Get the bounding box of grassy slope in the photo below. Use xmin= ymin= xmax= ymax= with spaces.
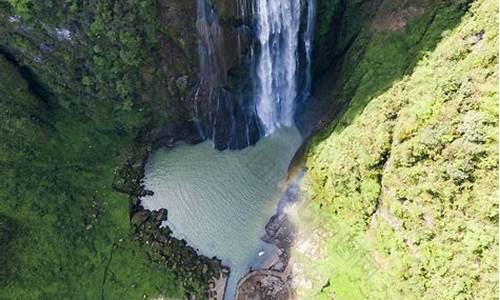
xmin=0 ymin=54 xmax=185 ymax=299
xmin=301 ymin=0 xmax=498 ymax=299
xmin=0 ymin=1 xmax=209 ymax=298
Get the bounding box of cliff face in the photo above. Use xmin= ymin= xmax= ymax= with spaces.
xmin=144 ymin=0 xmax=199 ymax=142
xmin=299 ymin=0 xmax=498 ymax=299
xmin=300 ymin=0 xmax=465 ymax=136
xmin=190 ymin=0 xmax=262 ymax=150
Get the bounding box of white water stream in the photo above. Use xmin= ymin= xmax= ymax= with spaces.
xmin=255 ymin=0 xmax=316 ymax=134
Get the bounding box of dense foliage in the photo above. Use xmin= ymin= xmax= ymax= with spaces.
xmin=0 ymin=1 xmax=203 ymax=299
xmin=0 ymin=53 xmax=189 ymax=298
xmin=1 ymin=0 xmax=157 ymax=118
xmin=301 ymin=0 xmax=498 ymax=299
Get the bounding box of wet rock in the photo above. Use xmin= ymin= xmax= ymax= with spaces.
xmin=151 ymin=121 xmax=196 ymax=150
xmin=130 ymin=197 xmax=141 ymax=207
xmin=188 ymin=82 xmax=262 ymax=150
xmin=262 ymin=213 xmax=297 ymax=249
xmin=175 ymin=75 xmax=189 ymax=92
xmin=131 ymin=210 xmax=151 ymax=226
xmin=187 ymin=0 xmax=263 ymax=150
xmin=156 ymin=208 xmax=168 ymax=222
xmin=237 ymin=273 xmax=290 ymax=300
xmin=151 ymin=241 xmax=161 ymax=249
xmin=271 ymin=250 xmax=290 ymax=273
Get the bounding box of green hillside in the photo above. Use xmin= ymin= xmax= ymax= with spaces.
xmin=301 ymin=0 xmax=498 ymax=299
xmin=0 ymin=1 xmax=205 ymax=298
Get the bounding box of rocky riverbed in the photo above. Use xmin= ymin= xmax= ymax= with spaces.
xmin=236 ymin=171 xmax=306 ymax=300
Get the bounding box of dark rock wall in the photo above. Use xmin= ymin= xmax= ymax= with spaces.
xmin=144 ymin=0 xmax=205 ymax=149
xmin=312 ymin=0 xmax=382 ymax=80
xmin=190 ymin=0 xmax=261 ymax=150
xmin=296 ymin=0 xmax=384 ymax=138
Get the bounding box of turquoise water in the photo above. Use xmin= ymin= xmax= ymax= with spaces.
xmin=142 ymin=127 xmax=302 ymax=299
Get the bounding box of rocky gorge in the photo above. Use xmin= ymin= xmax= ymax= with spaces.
xmin=0 ymin=0 xmax=497 ymax=300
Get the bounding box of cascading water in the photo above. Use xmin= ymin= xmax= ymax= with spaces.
xmin=254 ymin=0 xmax=316 ymax=135
xmin=194 ymin=0 xmax=263 ymax=150
xmin=196 ymin=0 xmax=224 ymax=93
xmin=194 ymin=0 xmax=316 ymax=147
xmin=302 ymin=0 xmax=317 ymax=101
xmin=195 ymin=0 xmax=226 ymax=144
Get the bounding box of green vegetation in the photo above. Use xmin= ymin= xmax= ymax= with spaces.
xmin=1 ymin=0 xmax=497 ymax=299
xmin=302 ymin=0 xmax=498 ymax=299
xmin=0 ymin=1 xmax=206 ymax=299
xmin=1 ymin=0 xmax=158 ymax=117
xmin=0 ymin=53 xmax=187 ymax=299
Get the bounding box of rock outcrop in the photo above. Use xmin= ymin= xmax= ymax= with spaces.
xmin=190 ymin=0 xmax=261 ymax=150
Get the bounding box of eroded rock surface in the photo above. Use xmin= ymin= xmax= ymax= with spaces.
xmin=237 ymin=272 xmax=291 ymax=300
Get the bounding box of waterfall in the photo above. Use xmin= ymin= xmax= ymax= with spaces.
xmin=302 ymin=0 xmax=317 ymax=101
xmin=254 ymin=0 xmax=316 ymax=135
xmin=195 ymin=0 xmax=223 ymax=142
xmin=254 ymin=0 xmax=301 ymax=134
xmin=196 ymin=0 xmax=224 ymax=89
xmin=194 ymin=0 xmax=316 ymax=147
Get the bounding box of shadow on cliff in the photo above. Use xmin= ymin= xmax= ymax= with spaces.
xmin=297 ymin=0 xmax=472 ymax=145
